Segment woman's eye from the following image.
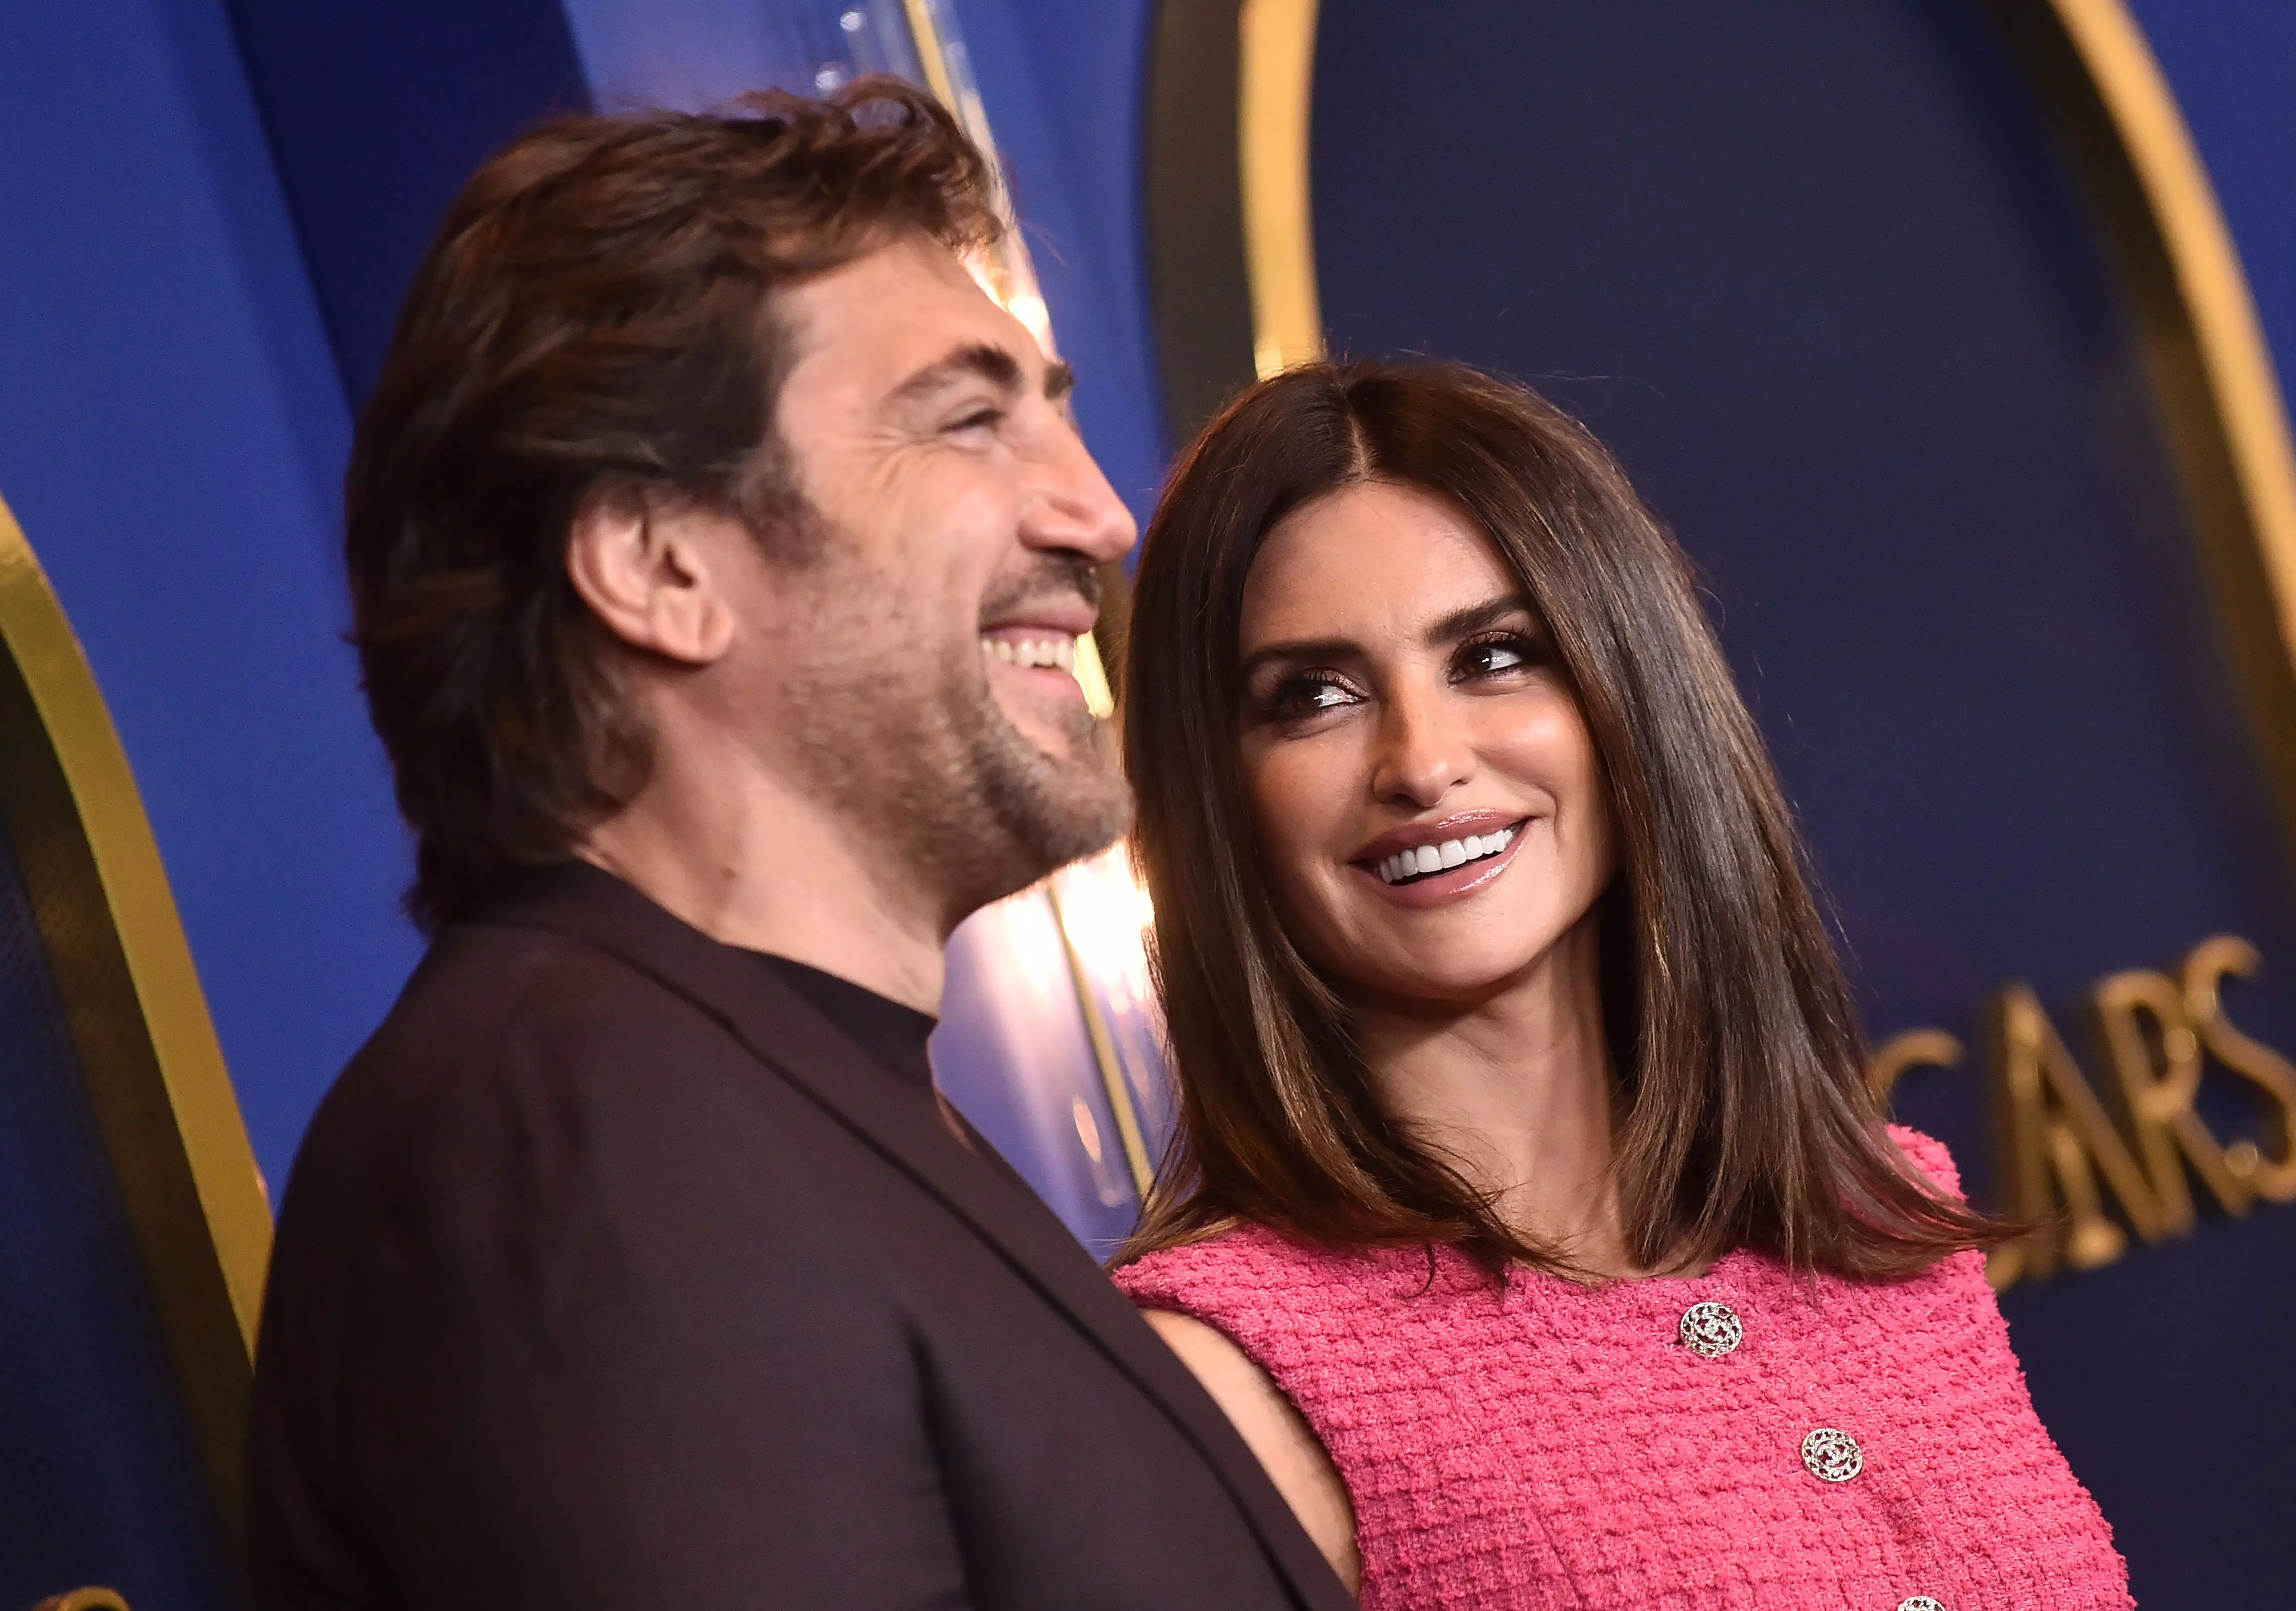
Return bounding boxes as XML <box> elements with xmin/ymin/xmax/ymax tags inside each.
<box><xmin>1457</xmin><ymin>634</ymin><xmax>1535</xmax><ymax>680</ymax></box>
<box><xmin>1268</xmin><ymin>676</ymin><xmax>1357</xmax><ymax>720</ymax></box>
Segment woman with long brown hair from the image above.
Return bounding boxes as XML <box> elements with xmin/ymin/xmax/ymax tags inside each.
<box><xmin>1112</xmin><ymin>359</ymin><xmax>2127</xmax><ymax>1609</ymax></box>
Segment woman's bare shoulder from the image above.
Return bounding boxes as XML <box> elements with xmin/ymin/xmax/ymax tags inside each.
<box><xmin>1139</xmin><ymin>1308</ymin><xmax>1361</xmax><ymax>1594</ymax></box>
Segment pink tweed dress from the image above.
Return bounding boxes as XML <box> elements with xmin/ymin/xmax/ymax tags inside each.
<box><xmin>1115</xmin><ymin>1129</ymin><xmax>2130</xmax><ymax>1611</ymax></box>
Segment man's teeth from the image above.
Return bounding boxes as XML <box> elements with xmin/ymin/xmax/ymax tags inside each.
<box><xmin>981</xmin><ymin>635</ymin><xmax>1078</xmax><ymax>671</ymax></box>
<box><xmin>1374</xmin><ymin>826</ymin><xmax>1517</xmax><ymax>885</ymax></box>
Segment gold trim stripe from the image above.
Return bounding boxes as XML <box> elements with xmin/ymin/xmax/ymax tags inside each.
<box><xmin>1072</xmin><ymin>632</ymin><xmax>1116</xmax><ymax>719</ymax></box>
<box><xmin>0</xmin><ymin>495</ymin><xmax>271</xmax><ymax>1352</ymax></box>
<box><xmin>1239</xmin><ymin>0</ymin><xmax>1324</xmax><ymax>378</ymax></box>
<box><xmin>899</xmin><ymin>0</ymin><xmax>962</xmax><ymax>116</ymax></box>
<box><xmin>1044</xmin><ymin>878</ymin><xmax>1157</xmax><ymax>1200</ymax></box>
<box><xmin>2047</xmin><ymin>0</ymin><xmax>2296</xmax><ymax>731</ymax></box>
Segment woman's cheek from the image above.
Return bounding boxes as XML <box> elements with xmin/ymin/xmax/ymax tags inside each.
<box><xmin>1250</xmin><ymin>758</ymin><xmax>1312</xmax><ymax>873</ymax></box>
<box><xmin>1248</xmin><ymin>750</ymin><xmax>1344</xmax><ymax>930</ymax></box>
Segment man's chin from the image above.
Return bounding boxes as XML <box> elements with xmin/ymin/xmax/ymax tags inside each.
<box><xmin>995</xmin><ymin>695</ymin><xmax>1125</xmax><ymax>813</ymax></box>
<box><xmin>1022</xmin><ymin>760</ymin><xmax>1133</xmax><ymax>866</ymax></box>
<box><xmin>993</xmin><ymin>690</ymin><xmax>1099</xmax><ymax>761</ymax></box>
<box><xmin>974</xmin><ymin>751</ymin><xmax>1130</xmax><ymax>891</ymax></box>
<box><xmin>946</xmin><ymin>680</ymin><xmax>1132</xmax><ymax>911</ymax></box>
<box><xmin>943</xmin><ymin>785</ymin><xmax>1129</xmax><ymax>927</ymax></box>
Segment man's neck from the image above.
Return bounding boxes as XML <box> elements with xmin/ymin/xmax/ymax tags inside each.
<box><xmin>578</xmin><ymin>756</ymin><xmax>947</xmax><ymax>1014</ymax></box>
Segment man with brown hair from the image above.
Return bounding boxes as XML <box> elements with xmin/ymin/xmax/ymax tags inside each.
<box><xmin>245</xmin><ymin>84</ymin><xmax>1346</xmax><ymax>1611</ymax></box>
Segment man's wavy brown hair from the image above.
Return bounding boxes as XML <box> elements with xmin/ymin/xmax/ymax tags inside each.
<box><xmin>347</xmin><ymin>79</ymin><xmax>999</xmax><ymax>929</ymax></box>
<box><xmin>1120</xmin><ymin>359</ymin><xmax>2011</xmax><ymax>1282</ymax></box>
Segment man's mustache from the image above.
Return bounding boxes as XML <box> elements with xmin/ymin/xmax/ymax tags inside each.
<box><xmin>978</xmin><ymin>556</ymin><xmax>1103</xmax><ymax>623</ymax></box>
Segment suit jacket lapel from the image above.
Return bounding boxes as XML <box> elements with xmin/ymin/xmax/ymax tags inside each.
<box><xmin>479</xmin><ymin>864</ymin><xmax>1350</xmax><ymax>1611</ymax></box>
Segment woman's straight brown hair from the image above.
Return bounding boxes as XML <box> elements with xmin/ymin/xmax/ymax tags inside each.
<box><xmin>1119</xmin><ymin>358</ymin><xmax>2009</xmax><ymax>1281</ymax></box>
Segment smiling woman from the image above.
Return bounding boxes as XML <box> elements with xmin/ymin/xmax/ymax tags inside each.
<box><xmin>1111</xmin><ymin>358</ymin><xmax>2130</xmax><ymax>1608</ymax></box>
<box><xmin>1120</xmin><ymin>360</ymin><xmax>1997</xmax><ymax>1282</ymax></box>
<box><xmin>1233</xmin><ymin>481</ymin><xmax>1614</xmax><ymax>984</ymax></box>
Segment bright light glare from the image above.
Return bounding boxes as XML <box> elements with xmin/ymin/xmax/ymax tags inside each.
<box><xmin>1052</xmin><ymin>847</ymin><xmax>1157</xmax><ymax>1013</ymax></box>
<box><xmin>1004</xmin><ymin>293</ymin><xmax>1052</xmax><ymax>351</ymax></box>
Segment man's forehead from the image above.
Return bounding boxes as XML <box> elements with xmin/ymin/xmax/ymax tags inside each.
<box><xmin>777</xmin><ymin>237</ymin><xmax>1043</xmax><ymax>394</ymax></box>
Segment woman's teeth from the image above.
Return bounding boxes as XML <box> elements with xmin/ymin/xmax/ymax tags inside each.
<box><xmin>1373</xmin><ymin>826</ymin><xmax>1517</xmax><ymax>886</ymax></box>
<box><xmin>981</xmin><ymin>635</ymin><xmax>1078</xmax><ymax>671</ymax></box>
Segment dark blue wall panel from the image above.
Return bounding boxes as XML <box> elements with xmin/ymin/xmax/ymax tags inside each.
<box><xmin>0</xmin><ymin>0</ymin><xmax>422</xmax><ymax>1194</ymax></box>
<box><xmin>1309</xmin><ymin>4</ymin><xmax>2296</xmax><ymax>1603</ymax></box>
<box><xmin>224</xmin><ymin>0</ymin><xmax>592</xmax><ymax>401</ymax></box>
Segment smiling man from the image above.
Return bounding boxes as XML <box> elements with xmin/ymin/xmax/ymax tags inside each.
<box><xmin>244</xmin><ymin>84</ymin><xmax>1349</xmax><ymax>1611</ymax></box>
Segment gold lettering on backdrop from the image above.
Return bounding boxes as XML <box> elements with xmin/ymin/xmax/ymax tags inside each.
<box><xmin>1870</xmin><ymin>1028</ymin><xmax>1966</xmax><ymax>1104</ymax></box>
<box><xmin>2092</xmin><ymin>967</ymin><xmax>2252</xmax><ymax>1230</ymax></box>
<box><xmin>2184</xmin><ymin>936</ymin><xmax>2296</xmax><ymax>1202</ymax></box>
<box><xmin>1877</xmin><ymin>934</ymin><xmax>2296</xmax><ymax>1290</ymax></box>
<box><xmin>1989</xmin><ymin>983</ymin><xmax>2165</xmax><ymax>1285</ymax></box>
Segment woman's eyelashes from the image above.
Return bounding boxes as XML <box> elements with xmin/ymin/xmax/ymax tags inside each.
<box><xmin>1261</xmin><ymin>670</ymin><xmax>1362</xmax><ymax>723</ymax></box>
<box><xmin>1452</xmin><ymin>629</ymin><xmax>1545</xmax><ymax>684</ymax></box>
<box><xmin>1254</xmin><ymin>634</ymin><xmax>1543</xmax><ymax>724</ymax></box>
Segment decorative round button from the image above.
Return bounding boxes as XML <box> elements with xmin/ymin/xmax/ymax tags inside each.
<box><xmin>1677</xmin><ymin>1300</ymin><xmax>1743</xmax><ymax>1358</ymax></box>
<box><xmin>1898</xmin><ymin>1598</ymin><xmax>1945</xmax><ymax>1611</ymax></box>
<box><xmin>1800</xmin><ymin>1427</ymin><xmax>1863</xmax><ymax>1483</ymax></box>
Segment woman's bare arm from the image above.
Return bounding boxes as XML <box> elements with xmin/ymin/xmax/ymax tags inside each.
<box><xmin>1140</xmin><ymin>1309</ymin><xmax>1361</xmax><ymax>1595</ymax></box>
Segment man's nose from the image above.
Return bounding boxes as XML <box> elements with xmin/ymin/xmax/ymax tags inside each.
<box><xmin>1370</xmin><ymin>686</ymin><xmax>1474</xmax><ymax>809</ymax></box>
<box><xmin>1021</xmin><ymin>425</ymin><xmax>1137</xmax><ymax>566</ymax></box>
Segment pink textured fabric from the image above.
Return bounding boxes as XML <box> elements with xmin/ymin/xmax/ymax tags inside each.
<box><xmin>1116</xmin><ymin>1129</ymin><xmax>2130</xmax><ymax>1610</ymax></box>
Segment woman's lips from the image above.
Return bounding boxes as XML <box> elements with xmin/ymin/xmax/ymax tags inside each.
<box><xmin>1351</xmin><ymin>816</ymin><xmax>1534</xmax><ymax>908</ymax></box>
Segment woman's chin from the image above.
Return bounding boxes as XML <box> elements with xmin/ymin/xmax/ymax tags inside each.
<box><xmin>1345</xmin><ymin>952</ymin><xmax>1552</xmax><ymax>1013</ymax></box>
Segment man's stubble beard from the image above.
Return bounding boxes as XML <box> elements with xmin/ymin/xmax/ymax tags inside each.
<box><xmin>781</xmin><ymin>546</ymin><xmax>1131</xmax><ymax>929</ymax></box>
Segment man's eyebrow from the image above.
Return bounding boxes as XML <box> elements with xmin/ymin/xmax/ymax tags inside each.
<box><xmin>1044</xmin><ymin>361</ymin><xmax>1076</xmax><ymax>403</ymax></box>
<box><xmin>886</xmin><ymin>341</ymin><xmax>1027</xmax><ymax>408</ymax></box>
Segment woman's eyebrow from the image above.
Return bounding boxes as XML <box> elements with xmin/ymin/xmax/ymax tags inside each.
<box><xmin>1238</xmin><ymin>596</ymin><xmax>1537</xmax><ymax>680</ymax></box>
<box><xmin>1426</xmin><ymin>594</ymin><xmax>1537</xmax><ymax>645</ymax></box>
<box><xmin>1237</xmin><ymin>636</ymin><xmax>1362</xmax><ymax>681</ymax></box>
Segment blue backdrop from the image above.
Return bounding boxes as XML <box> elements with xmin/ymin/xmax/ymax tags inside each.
<box><xmin>2</xmin><ymin>4</ymin><xmax>2293</xmax><ymax>1601</ymax></box>
<box><xmin>0</xmin><ymin>0</ymin><xmax>414</xmax><ymax>1194</ymax></box>
<box><xmin>5</xmin><ymin>0</ymin><xmax>2282</xmax><ymax>1213</ymax></box>
<box><xmin>1306</xmin><ymin>5</ymin><xmax>2296</xmax><ymax>1604</ymax></box>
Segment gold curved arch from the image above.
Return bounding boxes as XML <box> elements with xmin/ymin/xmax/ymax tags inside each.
<box><xmin>1235</xmin><ymin>0</ymin><xmax>2296</xmax><ymax>863</ymax></box>
<box><xmin>2028</xmin><ymin>0</ymin><xmax>2296</xmax><ymax>865</ymax></box>
<box><xmin>35</xmin><ymin>1589</ymin><xmax>132</xmax><ymax>1611</ymax></box>
<box><xmin>1239</xmin><ymin>0</ymin><xmax>1323</xmax><ymax>377</ymax></box>
<box><xmin>0</xmin><ymin>489</ymin><xmax>270</xmax><ymax>1551</ymax></box>
<box><xmin>2046</xmin><ymin>0</ymin><xmax>2296</xmax><ymax>633</ymax></box>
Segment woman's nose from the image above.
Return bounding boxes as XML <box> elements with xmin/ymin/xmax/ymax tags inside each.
<box><xmin>1368</xmin><ymin>689</ymin><xmax>1473</xmax><ymax>809</ymax></box>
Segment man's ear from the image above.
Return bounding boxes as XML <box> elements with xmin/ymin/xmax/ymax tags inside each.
<box><xmin>564</xmin><ymin>489</ymin><xmax>743</xmax><ymax>666</ymax></box>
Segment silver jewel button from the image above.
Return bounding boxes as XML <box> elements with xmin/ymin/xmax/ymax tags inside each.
<box><xmin>1897</xmin><ymin>1598</ymin><xmax>1945</xmax><ymax>1611</ymax></box>
<box><xmin>1800</xmin><ymin>1427</ymin><xmax>1863</xmax><ymax>1483</ymax></box>
<box><xmin>1677</xmin><ymin>1300</ymin><xmax>1743</xmax><ymax>1358</ymax></box>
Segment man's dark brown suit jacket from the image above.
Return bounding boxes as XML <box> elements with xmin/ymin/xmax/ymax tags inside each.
<box><xmin>246</xmin><ymin>862</ymin><xmax>1350</xmax><ymax>1610</ymax></box>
